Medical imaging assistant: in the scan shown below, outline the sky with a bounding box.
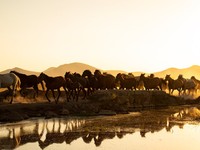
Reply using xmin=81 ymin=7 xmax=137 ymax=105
xmin=1 ymin=0 xmax=200 ymax=73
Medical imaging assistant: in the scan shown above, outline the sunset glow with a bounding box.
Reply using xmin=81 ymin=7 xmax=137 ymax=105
xmin=1 ymin=0 xmax=200 ymax=72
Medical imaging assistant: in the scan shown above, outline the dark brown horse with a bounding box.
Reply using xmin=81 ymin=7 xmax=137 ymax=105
xmin=94 ymin=70 xmax=116 ymax=90
xmin=178 ymin=75 xmax=196 ymax=95
xmin=82 ymin=69 xmax=99 ymax=92
xmin=38 ymin=73 xmax=68 ymax=103
xmin=65 ymin=72 xmax=90 ymax=100
xmin=191 ymin=76 xmax=200 ymax=93
xmin=64 ymin=72 xmax=83 ymax=101
xmin=165 ymin=74 xmax=183 ymax=95
xmin=140 ymin=73 xmax=163 ymax=90
xmin=10 ymin=71 xmax=44 ymax=98
xmin=115 ymin=73 xmax=137 ymax=90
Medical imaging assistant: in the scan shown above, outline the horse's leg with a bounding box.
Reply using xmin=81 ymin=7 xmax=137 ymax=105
xmin=171 ymin=89 xmax=174 ymax=95
xmin=87 ymin=87 xmax=92 ymax=96
xmin=82 ymin=88 xmax=87 ymax=100
xmin=177 ymin=89 xmax=181 ymax=96
xmin=68 ymin=89 xmax=73 ymax=101
xmin=73 ymin=89 xmax=78 ymax=101
xmin=33 ymin=84 xmax=39 ymax=98
xmin=45 ymin=89 xmax=51 ymax=102
xmin=6 ymin=87 xmax=12 ymax=100
xmin=9 ymin=85 xmax=15 ymax=104
xmin=168 ymin=88 xmax=171 ymax=94
xmin=76 ymin=88 xmax=80 ymax=102
xmin=20 ymin=88 xmax=26 ymax=98
xmin=62 ymin=86 xmax=68 ymax=102
xmin=56 ymin=88 xmax=61 ymax=104
xmin=51 ymin=89 xmax=56 ymax=100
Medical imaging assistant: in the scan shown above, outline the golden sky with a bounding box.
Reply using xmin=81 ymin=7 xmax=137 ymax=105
xmin=1 ymin=0 xmax=200 ymax=72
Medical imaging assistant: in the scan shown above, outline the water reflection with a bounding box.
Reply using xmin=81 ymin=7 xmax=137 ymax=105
xmin=0 ymin=107 xmax=200 ymax=150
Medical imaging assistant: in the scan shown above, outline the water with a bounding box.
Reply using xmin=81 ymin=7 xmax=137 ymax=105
xmin=1 ymin=106 xmax=200 ymax=150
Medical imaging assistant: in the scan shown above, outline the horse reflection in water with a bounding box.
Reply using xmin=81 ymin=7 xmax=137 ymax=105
xmin=0 ymin=114 xmax=186 ymax=149
xmin=0 ymin=118 xmax=85 ymax=149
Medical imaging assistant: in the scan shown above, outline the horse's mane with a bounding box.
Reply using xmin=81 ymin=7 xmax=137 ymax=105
xmin=10 ymin=71 xmax=27 ymax=78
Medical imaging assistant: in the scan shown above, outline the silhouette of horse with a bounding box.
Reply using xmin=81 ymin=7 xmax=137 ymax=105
xmin=139 ymin=73 xmax=163 ymax=90
xmin=82 ymin=69 xmax=99 ymax=92
xmin=191 ymin=76 xmax=200 ymax=93
xmin=94 ymin=70 xmax=116 ymax=90
xmin=115 ymin=73 xmax=137 ymax=90
xmin=10 ymin=71 xmax=44 ymax=98
xmin=38 ymin=73 xmax=68 ymax=103
xmin=165 ymin=74 xmax=183 ymax=95
xmin=64 ymin=72 xmax=83 ymax=101
xmin=0 ymin=73 xmax=20 ymax=103
xmin=72 ymin=72 xmax=90 ymax=99
xmin=178 ymin=75 xmax=196 ymax=95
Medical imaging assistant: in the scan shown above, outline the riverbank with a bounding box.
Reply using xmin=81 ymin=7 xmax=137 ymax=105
xmin=0 ymin=90 xmax=199 ymax=123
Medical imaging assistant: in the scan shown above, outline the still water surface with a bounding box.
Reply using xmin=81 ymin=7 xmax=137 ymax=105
xmin=1 ymin=107 xmax=200 ymax=150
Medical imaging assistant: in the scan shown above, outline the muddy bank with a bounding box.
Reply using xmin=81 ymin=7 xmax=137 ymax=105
xmin=0 ymin=90 xmax=199 ymax=123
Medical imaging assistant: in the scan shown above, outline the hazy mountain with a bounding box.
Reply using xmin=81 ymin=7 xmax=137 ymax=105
xmin=1 ymin=63 xmax=200 ymax=79
xmin=0 ymin=67 xmax=40 ymax=75
xmin=43 ymin=62 xmax=99 ymax=76
xmin=153 ymin=65 xmax=200 ymax=79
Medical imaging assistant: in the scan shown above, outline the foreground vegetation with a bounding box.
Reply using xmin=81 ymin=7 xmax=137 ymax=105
xmin=0 ymin=90 xmax=199 ymax=123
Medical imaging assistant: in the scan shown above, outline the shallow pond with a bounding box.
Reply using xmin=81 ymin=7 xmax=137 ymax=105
xmin=1 ymin=106 xmax=200 ymax=150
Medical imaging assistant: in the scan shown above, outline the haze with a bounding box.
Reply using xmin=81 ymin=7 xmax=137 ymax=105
xmin=1 ymin=0 xmax=200 ymax=73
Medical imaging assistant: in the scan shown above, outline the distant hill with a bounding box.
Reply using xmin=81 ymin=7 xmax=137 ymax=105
xmin=43 ymin=62 xmax=99 ymax=76
xmin=1 ymin=63 xmax=200 ymax=79
xmin=0 ymin=67 xmax=40 ymax=75
xmin=153 ymin=65 xmax=200 ymax=79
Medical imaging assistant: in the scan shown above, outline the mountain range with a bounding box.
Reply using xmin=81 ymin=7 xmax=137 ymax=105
xmin=1 ymin=62 xmax=200 ymax=79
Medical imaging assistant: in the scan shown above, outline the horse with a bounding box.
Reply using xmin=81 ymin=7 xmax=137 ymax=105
xmin=0 ymin=73 xmax=21 ymax=104
xmin=64 ymin=72 xmax=83 ymax=101
xmin=66 ymin=72 xmax=91 ymax=99
xmin=10 ymin=71 xmax=44 ymax=98
xmin=82 ymin=69 xmax=99 ymax=92
xmin=115 ymin=73 xmax=137 ymax=90
xmin=139 ymin=73 xmax=163 ymax=90
xmin=191 ymin=76 xmax=200 ymax=93
xmin=94 ymin=70 xmax=116 ymax=90
xmin=38 ymin=73 xmax=68 ymax=103
xmin=178 ymin=75 xmax=196 ymax=95
xmin=165 ymin=74 xmax=183 ymax=95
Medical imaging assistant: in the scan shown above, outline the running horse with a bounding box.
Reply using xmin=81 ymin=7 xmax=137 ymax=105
xmin=38 ymin=73 xmax=68 ymax=103
xmin=0 ymin=73 xmax=21 ymax=104
xmin=10 ymin=71 xmax=44 ymax=98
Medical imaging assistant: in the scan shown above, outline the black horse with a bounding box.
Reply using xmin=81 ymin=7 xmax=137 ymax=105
xmin=38 ymin=72 xmax=68 ymax=103
xmin=82 ymin=69 xmax=99 ymax=92
xmin=10 ymin=71 xmax=44 ymax=98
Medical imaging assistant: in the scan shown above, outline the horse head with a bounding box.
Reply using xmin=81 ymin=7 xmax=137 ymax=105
xmin=139 ymin=73 xmax=145 ymax=81
xmin=165 ymin=74 xmax=171 ymax=81
xmin=82 ymin=70 xmax=92 ymax=78
xmin=94 ymin=70 xmax=102 ymax=77
xmin=38 ymin=72 xmax=46 ymax=82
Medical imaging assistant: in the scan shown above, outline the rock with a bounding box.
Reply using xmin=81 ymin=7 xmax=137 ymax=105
xmin=98 ymin=109 xmax=117 ymax=116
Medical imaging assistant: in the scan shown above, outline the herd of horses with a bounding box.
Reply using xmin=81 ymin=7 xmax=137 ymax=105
xmin=0 ymin=69 xmax=200 ymax=104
